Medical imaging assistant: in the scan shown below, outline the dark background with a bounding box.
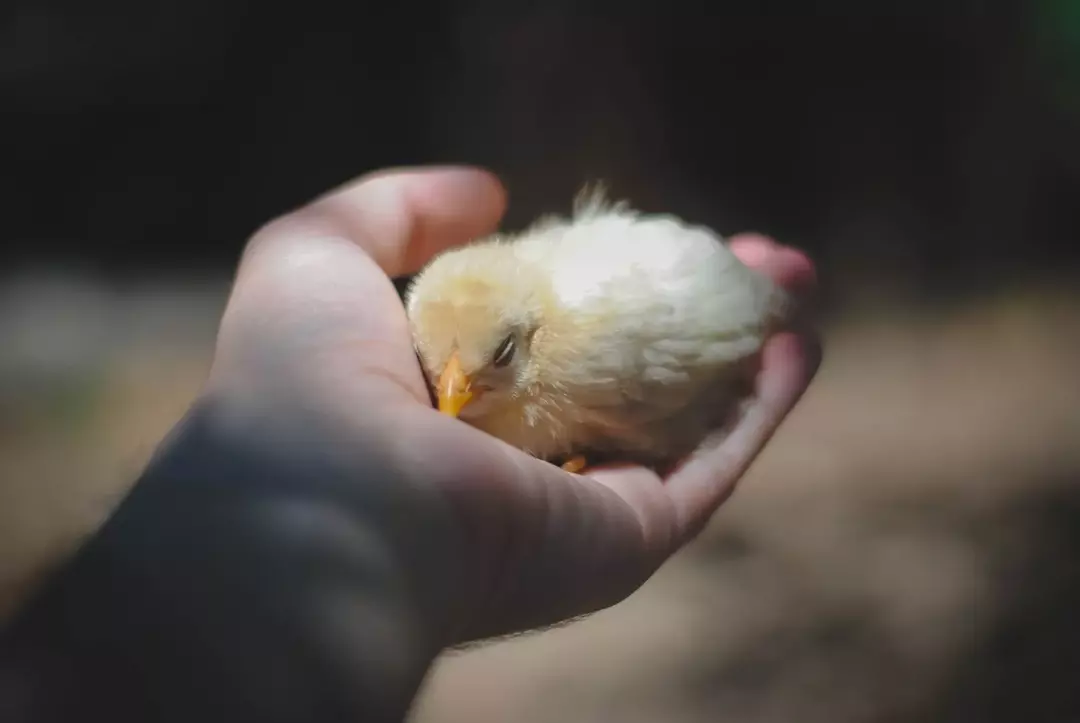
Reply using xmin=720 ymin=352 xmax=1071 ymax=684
xmin=3 ymin=3 xmax=1080 ymax=723
xmin=4 ymin=1 xmax=1079 ymax=298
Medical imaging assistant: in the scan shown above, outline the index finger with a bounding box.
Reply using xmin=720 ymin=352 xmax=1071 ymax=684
xmin=249 ymin=165 xmax=508 ymax=278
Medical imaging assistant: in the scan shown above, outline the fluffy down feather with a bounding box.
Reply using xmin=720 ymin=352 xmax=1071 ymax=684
xmin=404 ymin=186 xmax=788 ymax=469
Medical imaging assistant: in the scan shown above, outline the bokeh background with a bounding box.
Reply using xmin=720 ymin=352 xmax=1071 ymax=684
xmin=3 ymin=2 xmax=1080 ymax=721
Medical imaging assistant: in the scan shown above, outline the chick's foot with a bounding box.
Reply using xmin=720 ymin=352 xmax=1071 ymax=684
xmin=560 ymin=456 xmax=588 ymax=474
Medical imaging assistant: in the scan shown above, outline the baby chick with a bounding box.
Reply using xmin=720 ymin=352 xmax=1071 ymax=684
xmin=404 ymin=187 xmax=789 ymax=473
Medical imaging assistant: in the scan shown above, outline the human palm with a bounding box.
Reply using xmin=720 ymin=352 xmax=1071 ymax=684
xmin=205 ymin=166 xmax=820 ymax=644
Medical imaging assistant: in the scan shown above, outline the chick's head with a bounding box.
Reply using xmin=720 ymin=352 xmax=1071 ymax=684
xmin=405 ymin=240 xmax=552 ymax=421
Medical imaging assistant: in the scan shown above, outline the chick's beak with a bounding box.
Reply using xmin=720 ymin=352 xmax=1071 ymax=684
xmin=437 ymin=351 xmax=473 ymax=417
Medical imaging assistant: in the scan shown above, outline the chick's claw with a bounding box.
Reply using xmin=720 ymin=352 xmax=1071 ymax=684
xmin=561 ymin=456 xmax=588 ymax=474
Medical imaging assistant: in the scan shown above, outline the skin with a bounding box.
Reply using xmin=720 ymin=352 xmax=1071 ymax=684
xmin=0 ymin=166 xmax=820 ymax=723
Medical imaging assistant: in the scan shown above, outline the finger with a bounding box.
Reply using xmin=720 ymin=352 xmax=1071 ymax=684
xmin=665 ymin=328 xmax=822 ymax=539
xmin=663 ymin=238 xmax=822 ymax=538
xmin=249 ymin=165 xmax=508 ymax=278
xmin=728 ymin=232 xmax=818 ymax=298
xmin=586 ymin=328 xmax=821 ymax=551
xmin=218 ymin=167 xmax=506 ymax=406
xmin=392 ymin=409 xmax=665 ymax=639
xmin=580 ymin=463 xmax=676 ymax=560
xmin=580 ymin=238 xmax=823 ymax=547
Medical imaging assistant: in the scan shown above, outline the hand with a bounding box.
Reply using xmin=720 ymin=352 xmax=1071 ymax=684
xmin=205 ymin=165 xmax=821 ymax=644
xmin=0 ymin=166 xmax=819 ymax=723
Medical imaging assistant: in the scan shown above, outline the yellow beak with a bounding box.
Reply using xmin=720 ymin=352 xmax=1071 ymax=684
xmin=437 ymin=351 xmax=474 ymax=417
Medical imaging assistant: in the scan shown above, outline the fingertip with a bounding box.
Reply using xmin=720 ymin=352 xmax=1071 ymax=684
xmin=728 ymin=232 xmax=778 ymax=254
xmin=403 ymin=165 xmax=509 ymax=239
xmin=729 ymin=233 xmax=818 ymax=299
xmin=385 ymin=166 xmax=510 ymax=270
xmin=772 ymin=247 xmax=818 ymax=298
xmin=389 ymin=165 xmax=508 ymax=214
xmin=293 ymin=165 xmax=510 ymax=276
xmin=346 ymin=164 xmax=506 ymax=205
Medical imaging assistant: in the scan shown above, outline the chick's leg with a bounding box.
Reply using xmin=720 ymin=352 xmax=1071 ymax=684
xmin=561 ymin=456 xmax=588 ymax=474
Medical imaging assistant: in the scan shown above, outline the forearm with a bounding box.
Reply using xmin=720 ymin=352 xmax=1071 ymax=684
xmin=0 ymin=399 xmax=456 ymax=723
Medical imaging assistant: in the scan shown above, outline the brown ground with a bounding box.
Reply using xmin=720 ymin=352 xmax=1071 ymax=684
xmin=1 ymin=274 xmax=1078 ymax=722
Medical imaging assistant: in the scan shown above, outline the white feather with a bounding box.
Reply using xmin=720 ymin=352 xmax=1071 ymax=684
xmin=405 ymin=187 xmax=788 ymax=465
xmin=516 ymin=198 xmax=784 ymax=399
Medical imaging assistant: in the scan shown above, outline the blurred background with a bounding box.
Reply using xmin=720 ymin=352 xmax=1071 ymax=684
xmin=3 ymin=1 xmax=1080 ymax=721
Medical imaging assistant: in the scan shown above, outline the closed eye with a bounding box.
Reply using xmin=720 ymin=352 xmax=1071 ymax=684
xmin=492 ymin=334 xmax=516 ymax=367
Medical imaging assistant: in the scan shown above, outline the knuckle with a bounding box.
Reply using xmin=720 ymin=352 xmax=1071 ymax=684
xmin=240 ymin=207 xmax=327 ymax=268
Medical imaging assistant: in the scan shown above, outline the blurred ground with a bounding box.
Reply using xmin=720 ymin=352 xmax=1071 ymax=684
xmin=1 ymin=271 xmax=1077 ymax=722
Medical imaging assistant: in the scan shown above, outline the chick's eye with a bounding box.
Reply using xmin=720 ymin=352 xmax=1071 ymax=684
xmin=492 ymin=334 xmax=516 ymax=368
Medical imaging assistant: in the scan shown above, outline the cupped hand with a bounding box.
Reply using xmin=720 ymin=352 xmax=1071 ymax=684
xmin=205 ymin=165 xmax=821 ymax=645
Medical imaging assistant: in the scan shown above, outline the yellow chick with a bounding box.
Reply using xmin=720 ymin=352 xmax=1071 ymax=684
xmin=404 ymin=187 xmax=789 ymax=473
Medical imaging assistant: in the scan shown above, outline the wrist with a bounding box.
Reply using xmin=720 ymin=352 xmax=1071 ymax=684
xmin=0 ymin=393 xmax=467 ymax=722
xmin=189 ymin=387 xmax=474 ymax=646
